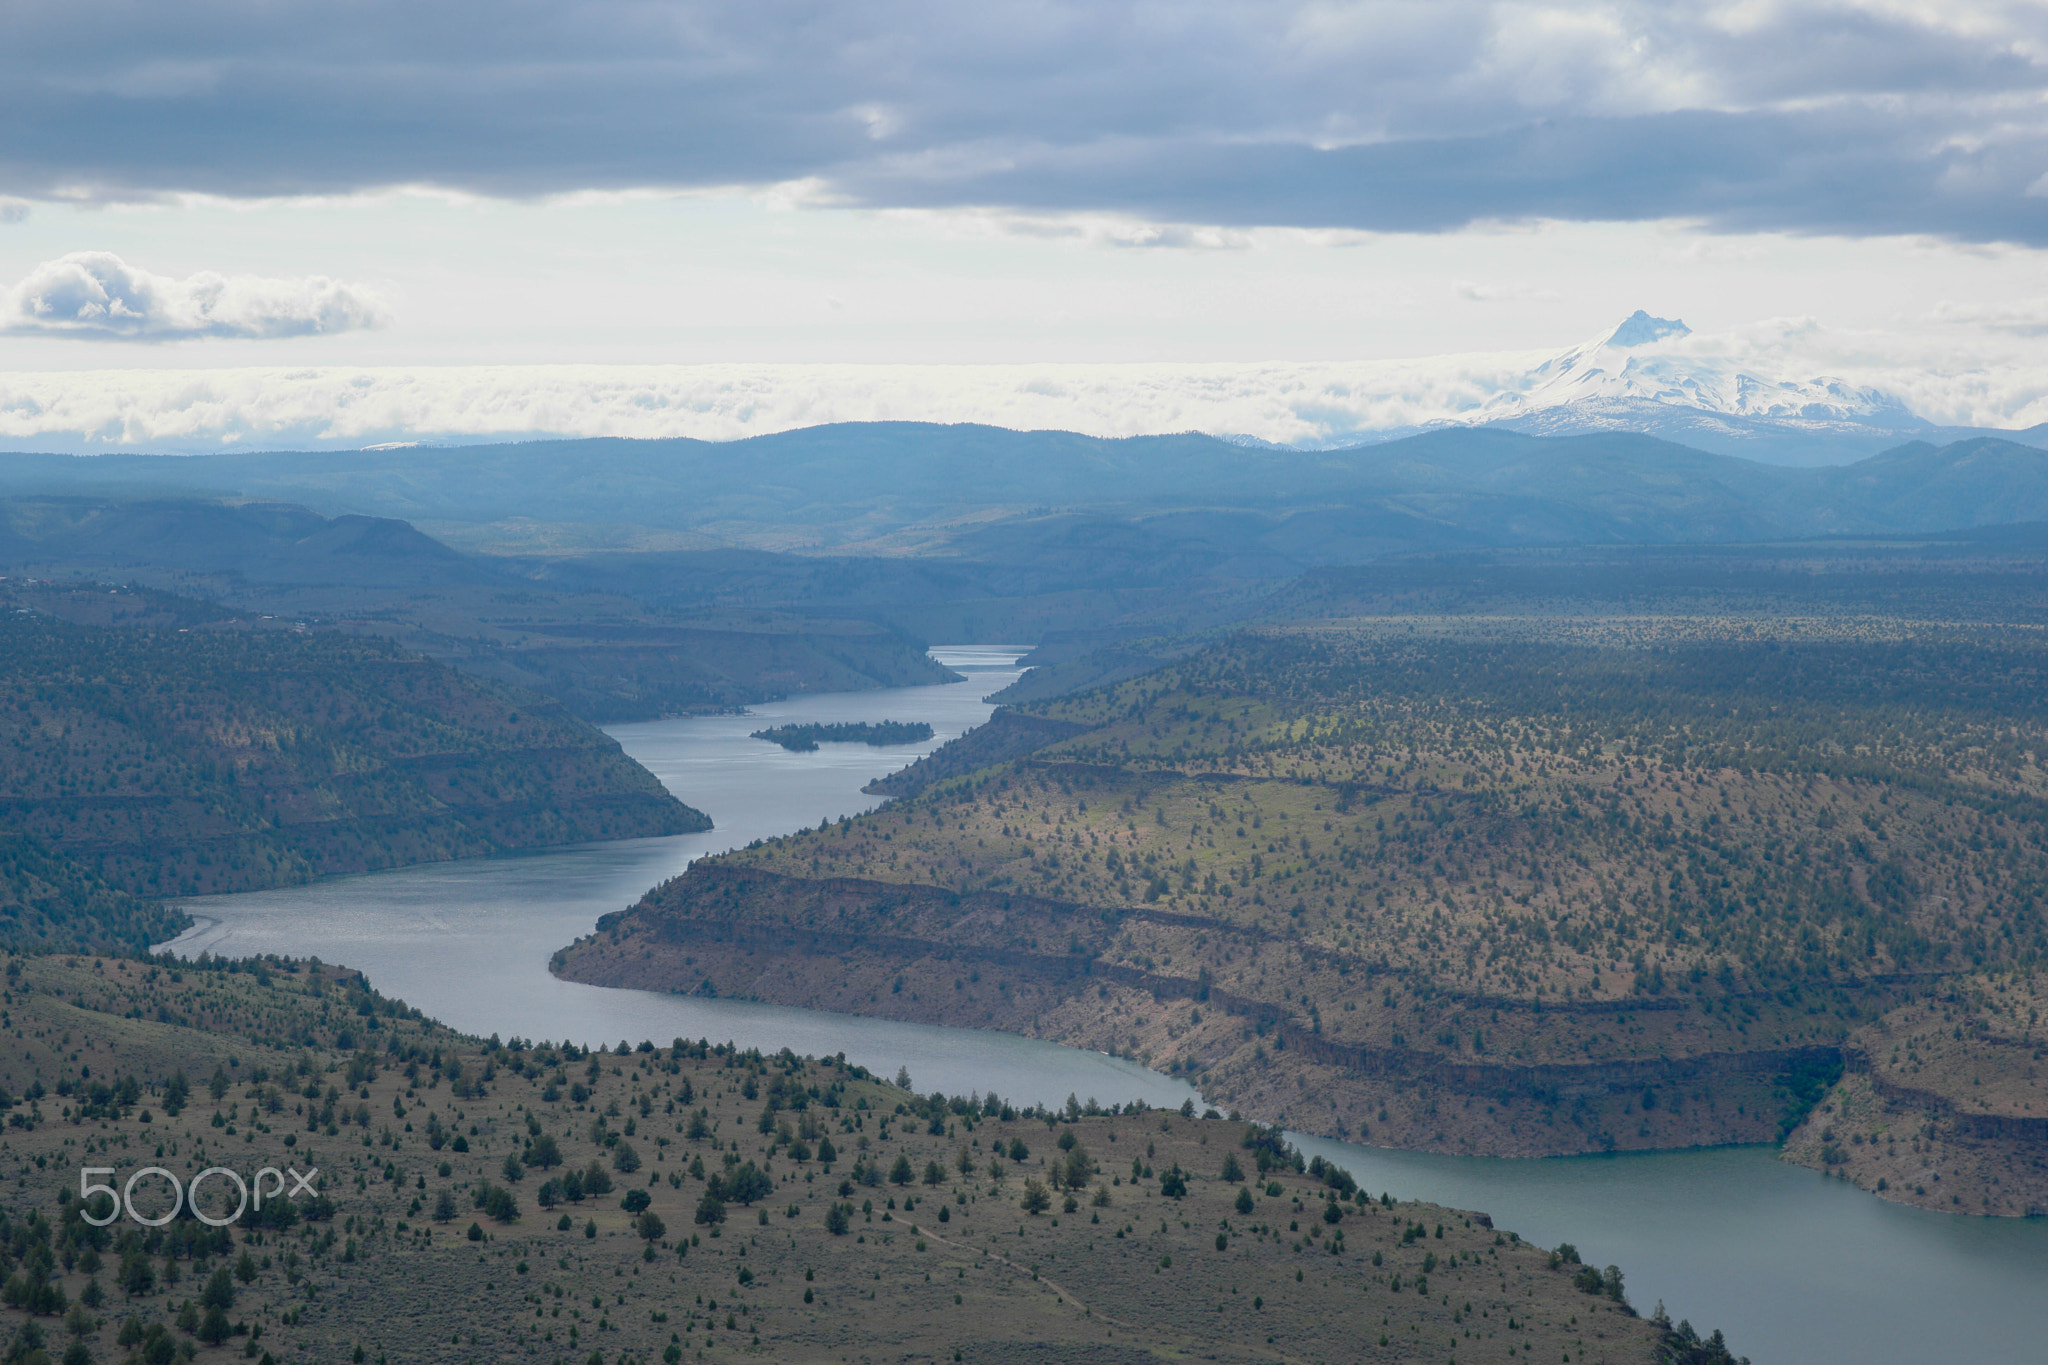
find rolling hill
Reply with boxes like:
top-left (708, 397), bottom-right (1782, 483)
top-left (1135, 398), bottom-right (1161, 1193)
top-left (6, 425), bottom-right (2046, 567)
top-left (0, 581), bottom-right (708, 951)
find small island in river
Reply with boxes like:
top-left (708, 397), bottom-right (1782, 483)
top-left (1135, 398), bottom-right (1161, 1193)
top-left (751, 719), bottom-right (934, 751)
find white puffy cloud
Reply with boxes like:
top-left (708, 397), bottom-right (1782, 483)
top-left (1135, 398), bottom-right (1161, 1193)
top-left (0, 252), bottom-right (387, 341)
top-left (1, 314), bottom-right (2044, 453)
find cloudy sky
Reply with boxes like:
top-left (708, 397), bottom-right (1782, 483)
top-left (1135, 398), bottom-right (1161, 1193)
top-left (3, 0), bottom-right (2047, 448)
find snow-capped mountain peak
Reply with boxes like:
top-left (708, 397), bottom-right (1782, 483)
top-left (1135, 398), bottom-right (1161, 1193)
top-left (1604, 309), bottom-right (1690, 348)
top-left (1482, 311), bottom-right (1912, 426)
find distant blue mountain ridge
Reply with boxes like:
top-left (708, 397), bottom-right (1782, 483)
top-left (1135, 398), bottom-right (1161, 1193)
top-left (1, 417), bottom-right (2045, 563)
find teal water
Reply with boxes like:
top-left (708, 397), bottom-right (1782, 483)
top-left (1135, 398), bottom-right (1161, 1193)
top-left (1287, 1135), bottom-right (2048, 1365)
top-left (165, 650), bottom-right (1198, 1110)
top-left (163, 647), bottom-right (2048, 1364)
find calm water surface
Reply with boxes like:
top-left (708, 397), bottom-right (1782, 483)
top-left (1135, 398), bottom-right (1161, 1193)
top-left (164, 649), bottom-right (1184, 1109)
top-left (163, 647), bottom-right (2048, 1364)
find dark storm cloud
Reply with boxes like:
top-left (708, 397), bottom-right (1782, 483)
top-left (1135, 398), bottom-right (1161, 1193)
top-left (849, 107), bottom-right (2048, 245)
top-left (3, 1), bottom-right (2044, 242)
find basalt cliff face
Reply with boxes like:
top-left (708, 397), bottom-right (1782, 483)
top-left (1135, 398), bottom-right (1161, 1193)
top-left (1778, 974), bottom-right (2048, 1218)
top-left (556, 862), bottom-right (1854, 1158)
top-left (559, 626), bottom-right (2048, 1191)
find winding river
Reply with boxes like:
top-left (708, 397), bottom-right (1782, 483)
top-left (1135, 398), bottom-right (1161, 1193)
top-left (163, 648), bottom-right (2048, 1365)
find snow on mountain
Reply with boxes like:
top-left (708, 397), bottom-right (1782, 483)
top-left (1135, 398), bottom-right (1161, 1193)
top-left (1424, 310), bottom-right (1941, 465)
top-left (1, 314), bottom-right (2034, 464)
top-left (1481, 311), bottom-right (1915, 425)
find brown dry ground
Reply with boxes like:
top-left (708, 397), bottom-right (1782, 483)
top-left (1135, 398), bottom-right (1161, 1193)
top-left (564, 920), bottom-right (1814, 1160)
top-left (1780, 969), bottom-right (2048, 1216)
top-left (0, 951), bottom-right (1693, 1365)
top-left (558, 626), bottom-right (2048, 1210)
top-left (559, 743), bottom-right (1901, 1158)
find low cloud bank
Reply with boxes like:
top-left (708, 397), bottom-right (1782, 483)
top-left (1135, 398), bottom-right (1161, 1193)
top-left (0, 320), bottom-right (2042, 454)
top-left (1, 252), bottom-right (388, 341)
top-left (0, 357), bottom-right (1532, 453)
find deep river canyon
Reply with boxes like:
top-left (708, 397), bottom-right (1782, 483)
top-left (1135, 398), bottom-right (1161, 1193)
top-left (162, 648), bottom-right (2048, 1365)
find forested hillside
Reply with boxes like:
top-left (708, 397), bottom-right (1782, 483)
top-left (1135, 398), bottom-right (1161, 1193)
top-left (0, 584), bottom-right (706, 952)
top-left (0, 497), bottom-right (964, 722)
top-left (562, 621), bottom-right (2048, 1212)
